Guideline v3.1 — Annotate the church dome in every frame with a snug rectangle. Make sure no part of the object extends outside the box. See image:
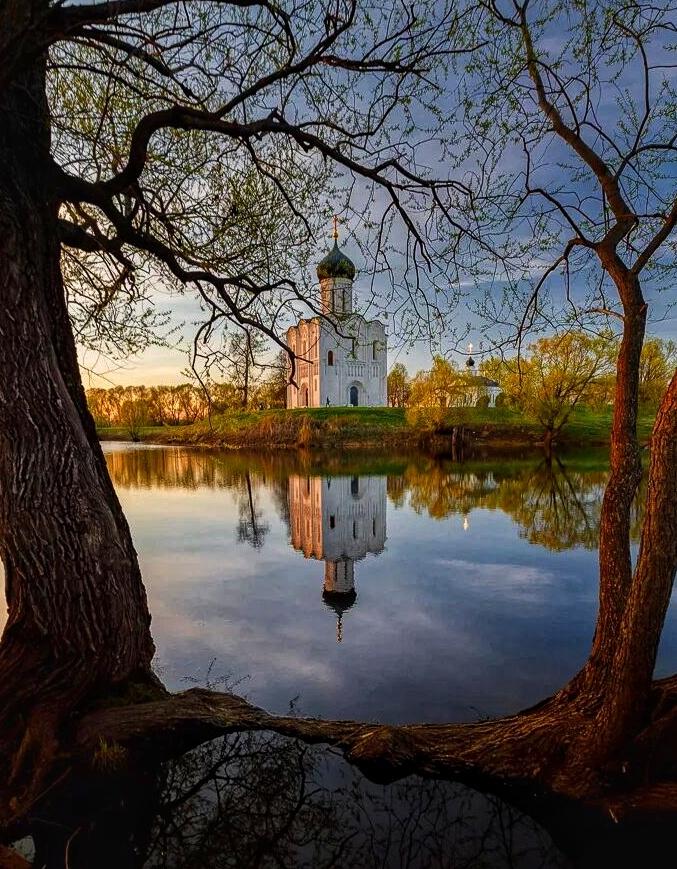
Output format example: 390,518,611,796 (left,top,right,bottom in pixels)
322,588,357,613
317,241,356,281
322,587,357,644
